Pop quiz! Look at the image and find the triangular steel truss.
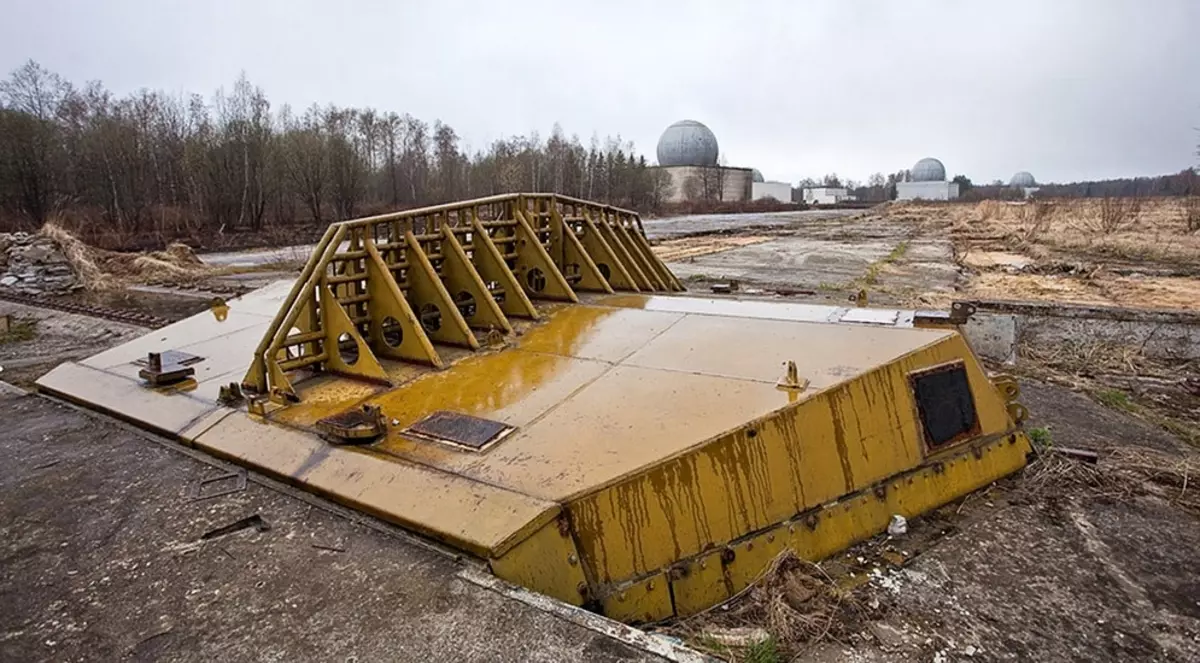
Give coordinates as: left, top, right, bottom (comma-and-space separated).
242, 193, 683, 402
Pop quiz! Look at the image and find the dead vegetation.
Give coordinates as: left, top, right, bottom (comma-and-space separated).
892, 197, 1200, 311
39, 221, 215, 291
1024, 445, 1200, 514
668, 552, 881, 661
1016, 340, 1200, 447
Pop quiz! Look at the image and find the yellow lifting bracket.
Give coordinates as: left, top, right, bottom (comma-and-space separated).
240, 194, 684, 402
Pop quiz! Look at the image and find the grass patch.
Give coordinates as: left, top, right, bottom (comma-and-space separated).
857, 240, 910, 287
0, 317, 38, 344
1027, 426, 1053, 448
884, 240, 911, 263
744, 636, 783, 663
1094, 388, 1134, 412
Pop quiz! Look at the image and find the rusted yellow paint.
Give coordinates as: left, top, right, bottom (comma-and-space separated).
191, 410, 560, 558
669, 431, 1030, 615
600, 572, 674, 624
489, 518, 588, 608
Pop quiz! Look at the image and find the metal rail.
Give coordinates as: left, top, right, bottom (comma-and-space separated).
0, 290, 173, 328
241, 193, 684, 401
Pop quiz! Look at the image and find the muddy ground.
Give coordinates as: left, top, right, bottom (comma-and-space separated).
0, 387, 670, 663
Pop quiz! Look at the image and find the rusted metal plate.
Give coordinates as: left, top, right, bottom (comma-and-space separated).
133, 350, 205, 368
910, 361, 980, 449
317, 404, 387, 443
403, 411, 513, 451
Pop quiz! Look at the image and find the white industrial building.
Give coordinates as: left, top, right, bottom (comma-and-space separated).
895, 157, 959, 201
802, 187, 850, 205
752, 180, 792, 202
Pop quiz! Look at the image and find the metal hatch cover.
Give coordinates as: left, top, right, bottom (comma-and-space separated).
403, 411, 515, 451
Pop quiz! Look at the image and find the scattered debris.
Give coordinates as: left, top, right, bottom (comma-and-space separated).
188, 470, 248, 502
311, 542, 346, 553
672, 551, 878, 657
887, 514, 908, 537
0, 231, 80, 294
702, 626, 770, 647
1050, 446, 1100, 464
199, 514, 270, 541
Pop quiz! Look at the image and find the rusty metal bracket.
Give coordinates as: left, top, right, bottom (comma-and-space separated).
138, 351, 199, 387
317, 404, 388, 444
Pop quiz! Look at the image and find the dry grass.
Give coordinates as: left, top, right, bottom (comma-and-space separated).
1181, 196, 1200, 233
40, 220, 215, 290
1025, 446, 1200, 513
670, 551, 875, 658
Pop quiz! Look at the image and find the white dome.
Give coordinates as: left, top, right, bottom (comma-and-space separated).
1010, 171, 1036, 187
656, 120, 719, 167
911, 158, 946, 182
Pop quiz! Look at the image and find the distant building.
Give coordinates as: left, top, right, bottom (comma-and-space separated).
752, 180, 792, 202
896, 157, 959, 201
802, 187, 851, 205
1010, 171, 1040, 198
651, 120, 752, 203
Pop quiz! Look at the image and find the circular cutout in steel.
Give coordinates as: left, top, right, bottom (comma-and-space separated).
597, 263, 611, 281
337, 332, 358, 365
419, 303, 442, 332
526, 267, 546, 293
381, 316, 403, 348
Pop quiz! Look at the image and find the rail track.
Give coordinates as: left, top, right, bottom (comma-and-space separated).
0, 290, 174, 328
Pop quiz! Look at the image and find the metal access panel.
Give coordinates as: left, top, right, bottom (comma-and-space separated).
36, 193, 1033, 626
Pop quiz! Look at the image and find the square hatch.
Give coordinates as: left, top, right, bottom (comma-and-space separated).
402, 411, 515, 452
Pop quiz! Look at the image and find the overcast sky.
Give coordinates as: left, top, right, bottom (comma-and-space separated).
2, 0, 1198, 185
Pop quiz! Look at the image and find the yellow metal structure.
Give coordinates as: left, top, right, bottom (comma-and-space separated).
38, 194, 1032, 625
240, 193, 682, 403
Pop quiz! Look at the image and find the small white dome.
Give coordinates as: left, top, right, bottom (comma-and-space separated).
911, 158, 946, 182
1010, 171, 1036, 187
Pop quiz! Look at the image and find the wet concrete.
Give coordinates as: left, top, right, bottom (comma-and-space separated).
0, 389, 671, 663
196, 210, 859, 267
658, 211, 961, 306
641, 210, 858, 241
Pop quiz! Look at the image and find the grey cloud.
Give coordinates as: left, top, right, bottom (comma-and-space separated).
2, 0, 1197, 184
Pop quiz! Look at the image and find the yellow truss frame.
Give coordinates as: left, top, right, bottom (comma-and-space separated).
242, 193, 684, 402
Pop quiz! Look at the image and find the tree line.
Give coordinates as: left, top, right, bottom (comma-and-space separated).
0, 61, 671, 247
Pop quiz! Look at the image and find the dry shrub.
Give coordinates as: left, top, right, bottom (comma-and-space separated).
1181, 196, 1200, 233
976, 200, 1002, 221
1095, 196, 1142, 234
672, 551, 874, 655
1020, 201, 1054, 244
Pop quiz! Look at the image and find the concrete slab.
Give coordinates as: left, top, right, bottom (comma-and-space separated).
0, 390, 679, 662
